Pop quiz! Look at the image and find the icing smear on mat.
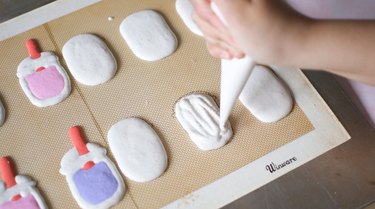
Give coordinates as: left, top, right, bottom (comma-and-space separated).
0, 98, 4, 127
175, 93, 233, 151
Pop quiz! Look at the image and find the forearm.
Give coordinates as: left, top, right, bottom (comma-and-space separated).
193, 0, 375, 85
288, 20, 375, 85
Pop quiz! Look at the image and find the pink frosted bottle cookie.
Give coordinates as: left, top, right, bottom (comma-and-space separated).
17, 39, 71, 107
60, 126, 125, 209
0, 156, 47, 209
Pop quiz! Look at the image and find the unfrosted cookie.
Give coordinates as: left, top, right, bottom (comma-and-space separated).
108, 118, 168, 182
62, 34, 117, 86
119, 10, 177, 61
175, 93, 233, 151
239, 65, 293, 123
0, 157, 47, 209
0, 97, 4, 127
17, 39, 71, 107
176, 0, 203, 36
60, 126, 125, 209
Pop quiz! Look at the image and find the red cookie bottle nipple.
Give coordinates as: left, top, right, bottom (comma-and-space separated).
0, 156, 47, 209
26, 39, 44, 72
69, 126, 95, 170
0, 157, 22, 201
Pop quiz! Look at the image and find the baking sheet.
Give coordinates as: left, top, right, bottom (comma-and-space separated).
0, 0, 348, 208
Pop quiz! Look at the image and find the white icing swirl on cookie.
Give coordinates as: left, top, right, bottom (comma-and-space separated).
175, 93, 233, 151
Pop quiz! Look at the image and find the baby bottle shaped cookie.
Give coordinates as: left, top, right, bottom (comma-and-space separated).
0, 156, 47, 209
17, 39, 71, 107
60, 126, 125, 209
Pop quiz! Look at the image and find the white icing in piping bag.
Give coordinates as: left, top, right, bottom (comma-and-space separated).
211, 3, 256, 128
220, 58, 255, 128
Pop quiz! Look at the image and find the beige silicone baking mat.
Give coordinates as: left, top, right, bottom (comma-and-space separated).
0, 0, 313, 208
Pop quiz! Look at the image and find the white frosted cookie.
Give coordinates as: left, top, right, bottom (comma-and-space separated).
0, 157, 47, 209
239, 65, 293, 123
17, 39, 71, 107
176, 0, 203, 36
60, 126, 125, 209
119, 10, 177, 61
175, 93, 233, 151
60, 144, 125, 209
0, 97, 4, 127
62, 34, 117, 86
0, 175, 47, 209
108, 118, 168, 182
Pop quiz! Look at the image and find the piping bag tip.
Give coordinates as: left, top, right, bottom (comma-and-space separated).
219, 57, 255, 130
211, 2, 256, 130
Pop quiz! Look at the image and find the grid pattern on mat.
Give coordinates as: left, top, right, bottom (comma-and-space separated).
0, 0, 313, 208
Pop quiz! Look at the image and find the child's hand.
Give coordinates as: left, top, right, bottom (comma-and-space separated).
191, 0, 375, 85
191, 0, 311, 64
190, 0, 245, 59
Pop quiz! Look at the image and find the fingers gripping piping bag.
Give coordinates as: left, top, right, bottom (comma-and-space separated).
0, 156, 47, 209
211, 3, 256, 128
60, 126, 125, 209
17, 39, 71, 107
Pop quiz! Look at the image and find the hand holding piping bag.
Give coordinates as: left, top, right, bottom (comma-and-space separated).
190, 0, 306, 64
190, 0, 244, 60
191, 0, 375, 85
190, 0, 310, 127
191, 0, 256, 128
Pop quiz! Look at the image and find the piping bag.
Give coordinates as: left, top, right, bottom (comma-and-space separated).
211, 3, 256, 128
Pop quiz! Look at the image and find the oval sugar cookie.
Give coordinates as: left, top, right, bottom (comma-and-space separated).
239, 65, 293, 123
119, 10, 177, 61
62, 34, 117, 86
175, 93, 233, 151
108, 118, 168, 182
0, 97, 4, 127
